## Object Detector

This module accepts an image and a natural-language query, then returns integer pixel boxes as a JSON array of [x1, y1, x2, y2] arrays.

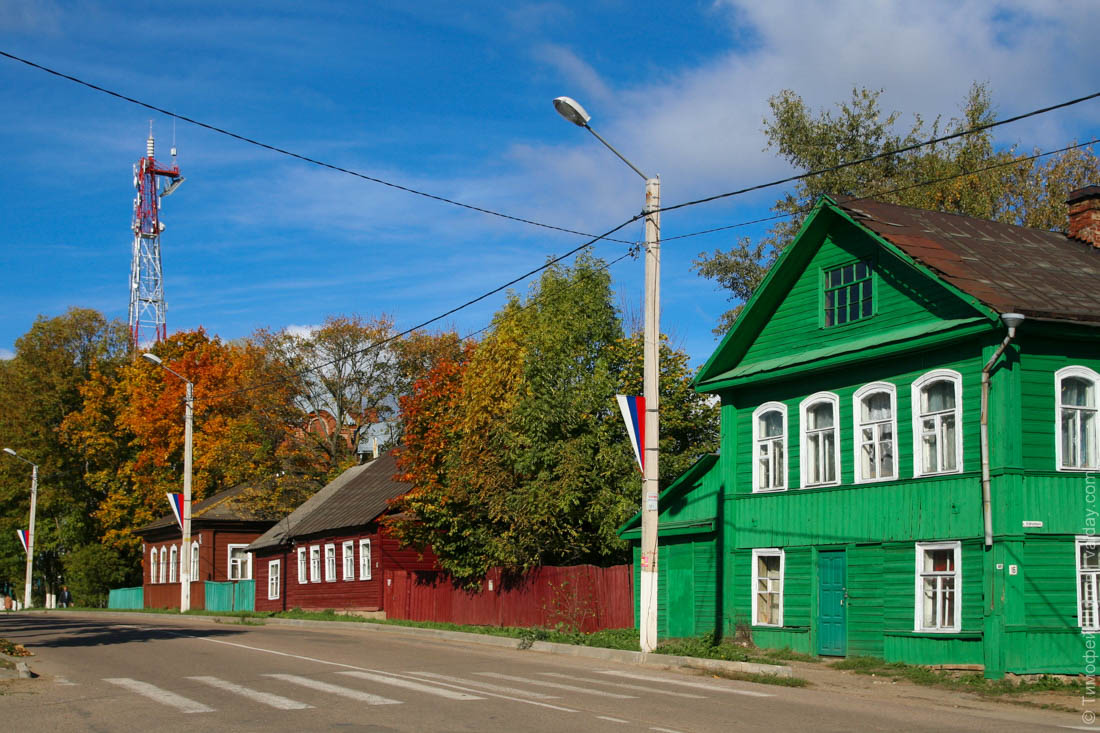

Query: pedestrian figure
[[60, 586, 72, 608]]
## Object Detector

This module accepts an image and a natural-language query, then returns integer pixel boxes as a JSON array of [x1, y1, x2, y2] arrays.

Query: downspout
[[981, 313, 1025, 547]]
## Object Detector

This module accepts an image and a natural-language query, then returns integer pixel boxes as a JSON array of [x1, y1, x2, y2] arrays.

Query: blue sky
[[2, 1, 1097, 366]]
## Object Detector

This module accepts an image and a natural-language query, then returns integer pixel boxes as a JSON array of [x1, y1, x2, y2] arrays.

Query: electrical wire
[[0, 50, 632, 245], [660, 137, 1099, 243], [653, 90, 1100, 217], [197, 216, 642, 402]]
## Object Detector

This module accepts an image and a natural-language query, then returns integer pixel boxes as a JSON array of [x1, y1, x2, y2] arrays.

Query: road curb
[[21, 610, 793, 679]]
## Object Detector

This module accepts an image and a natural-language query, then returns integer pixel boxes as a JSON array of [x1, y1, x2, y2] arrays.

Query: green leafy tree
[[696, 83, 1099, 332], [389, 255, 719, 584]]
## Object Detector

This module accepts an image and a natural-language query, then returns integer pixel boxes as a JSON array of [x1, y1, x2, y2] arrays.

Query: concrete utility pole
[[3, 448, 38, 609], [143, 353, 194, 612], [553, 96, 661, 652]]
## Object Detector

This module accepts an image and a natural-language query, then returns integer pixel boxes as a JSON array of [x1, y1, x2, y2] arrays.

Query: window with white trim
[[342, 541, 355, 580], [912, 371, 963, 476], [1058, 367, 1099, 470], [325, 543, 336, 582], [190, 541, 199, 581], [268, 560, 281, 600], [1078, 537, 1100, 631], [297, 547, 308, 584], [158, 546, 167, 584], [150, 548, 159, 584], [359, 539, 372, 580], [753, 402, 787, 492], [854, 383, 897, 483], [751, 549, 784, 626], [915, 542, 961, 632], [169, 545, 178, 583], [800, 393, 840, 487], [228, 544, 252, 580], [309, 545, 321, 582]]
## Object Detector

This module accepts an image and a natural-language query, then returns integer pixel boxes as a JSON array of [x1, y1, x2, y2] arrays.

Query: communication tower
[[129, 124, 185, 349]]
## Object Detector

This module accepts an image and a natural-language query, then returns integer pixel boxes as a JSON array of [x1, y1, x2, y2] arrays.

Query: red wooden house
[[134, 483, 277, 609], [248, 452, 439, 613]]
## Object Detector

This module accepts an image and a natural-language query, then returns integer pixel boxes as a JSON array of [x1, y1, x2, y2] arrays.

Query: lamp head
[[2, 448, 16, 457], [553, 96, 591, 127], [1001, 312, 1025, 336], [142, 352, 163, 365]]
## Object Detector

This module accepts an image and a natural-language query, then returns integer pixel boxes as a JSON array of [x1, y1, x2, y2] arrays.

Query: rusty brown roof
[[135, 482, 274, 535], [837, 199, 1100, 324], [247, 452, 410, 551]]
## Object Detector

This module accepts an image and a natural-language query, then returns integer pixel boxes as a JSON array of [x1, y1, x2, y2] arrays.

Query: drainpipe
[[981, 313, 1025, 547]]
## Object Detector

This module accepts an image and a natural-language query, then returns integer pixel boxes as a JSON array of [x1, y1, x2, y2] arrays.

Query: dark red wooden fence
[[383, 564, 634, 632]]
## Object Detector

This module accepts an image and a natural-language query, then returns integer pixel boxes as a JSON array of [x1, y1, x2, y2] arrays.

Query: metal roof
[[838, 199, 1100, 324], [247, 452, 410, 552], [135, 482, 273, 535]]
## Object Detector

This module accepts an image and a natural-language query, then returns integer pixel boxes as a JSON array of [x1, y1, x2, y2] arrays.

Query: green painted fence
[[107, 586, 143, 610], [204, 580, 255, 612]]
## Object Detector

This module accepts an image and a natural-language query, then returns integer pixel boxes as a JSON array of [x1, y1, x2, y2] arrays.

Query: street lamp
[[142, 352, 194, 612], [3, 448, 38, 610], [554, 96, 661, 653]]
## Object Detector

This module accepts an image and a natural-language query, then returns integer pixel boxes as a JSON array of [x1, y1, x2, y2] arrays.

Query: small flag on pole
[[166, 492, 184, 530], [16, 529, 28, 554], [616, 394, 645, 472]]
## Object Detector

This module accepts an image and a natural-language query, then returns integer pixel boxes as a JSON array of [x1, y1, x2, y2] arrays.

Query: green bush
[[63, 544, 132, 608]]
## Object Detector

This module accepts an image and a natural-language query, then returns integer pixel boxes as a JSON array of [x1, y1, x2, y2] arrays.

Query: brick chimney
[[1067, 185, 1100, 247]]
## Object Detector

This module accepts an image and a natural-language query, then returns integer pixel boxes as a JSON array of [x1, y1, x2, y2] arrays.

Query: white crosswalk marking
[[400, 672, 578, 712], [264, 673, 401, 705], [539, 672, 705, 699], [476, 672, 637, 699], [405, 671, 561, 700], [338, 671, 483, 700], [595, 670, 774, 697], [104, 678, 214, 714], [186, 676, 312, 710]]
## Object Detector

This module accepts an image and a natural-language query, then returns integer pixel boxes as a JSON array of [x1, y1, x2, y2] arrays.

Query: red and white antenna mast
[[128, 122, 184, 350]]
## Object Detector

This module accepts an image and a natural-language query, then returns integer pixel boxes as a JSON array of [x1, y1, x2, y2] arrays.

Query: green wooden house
[[621, 188, 1100, 677]]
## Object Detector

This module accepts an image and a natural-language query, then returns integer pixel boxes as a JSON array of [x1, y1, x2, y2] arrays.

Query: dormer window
[[824, 261, 873, 326]]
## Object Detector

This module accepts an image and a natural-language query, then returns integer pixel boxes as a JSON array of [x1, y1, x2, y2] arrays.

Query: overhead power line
[[198, 216, 642, 402], [4, 50, 1095, 236], [0, 50, 631, 244], [654, 90, 1100, 217], [661, 137, 1100, 243]]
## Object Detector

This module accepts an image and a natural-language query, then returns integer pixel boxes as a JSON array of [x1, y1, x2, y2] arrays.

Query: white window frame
[[342, 540, 355, 580], [800, 392, 841, 488], [169, 545, 178, 583], [297, 547, 308, 584], [751, 548, 784, 627], [1057, 367, 1100, 471], [158, 546, 167, 585], [752, 402, 788, 493], [190, 541, 199, 581], [268, 560, 281, 600], [1078, 536, 1100, 632], [912, 370, 964, 477], [309, 545, 321, 583], [359, 539, 372, 580], [227, 544, 252, 581], [324, 543, 336, 582], [853, 382, 898, 484], [914, 541, 961, 633], [150, 547, 159, 584]]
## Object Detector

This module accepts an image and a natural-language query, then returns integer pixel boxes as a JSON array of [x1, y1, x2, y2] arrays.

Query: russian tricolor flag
[[16, 529, 28, 554], [616, 394, 645, 472], [167, 492, 184, 529]]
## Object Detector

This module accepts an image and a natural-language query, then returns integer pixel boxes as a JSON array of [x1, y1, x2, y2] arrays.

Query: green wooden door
[[817, 551, 847, 656], [667, 545, 694, 638]]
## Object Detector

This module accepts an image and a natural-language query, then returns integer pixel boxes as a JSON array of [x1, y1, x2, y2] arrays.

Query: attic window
[[824, 261, 873, 326]]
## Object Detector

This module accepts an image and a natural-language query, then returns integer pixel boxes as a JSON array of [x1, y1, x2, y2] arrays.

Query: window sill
[[884, 630, 980, 640], [751, 625, 808, 633]]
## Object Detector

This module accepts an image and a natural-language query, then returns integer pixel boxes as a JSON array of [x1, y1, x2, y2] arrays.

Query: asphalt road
[[0, 613, 1080, 732]]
